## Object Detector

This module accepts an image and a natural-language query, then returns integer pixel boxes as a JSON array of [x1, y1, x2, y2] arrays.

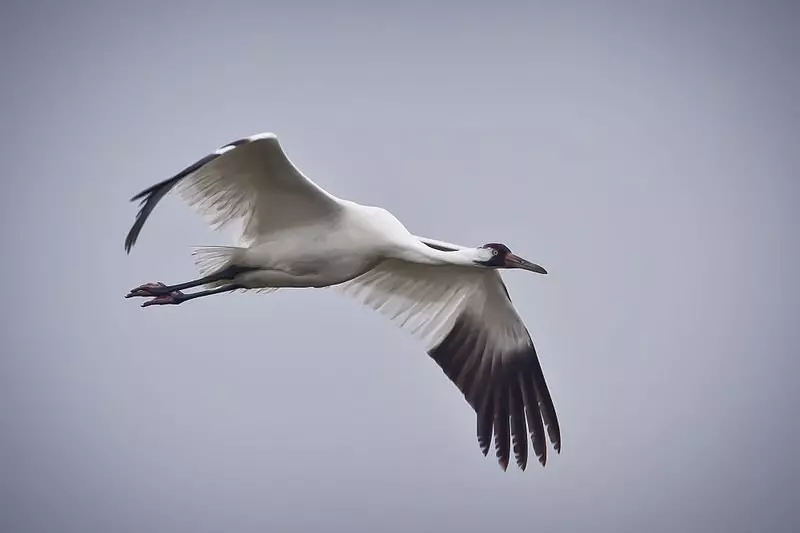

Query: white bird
[[124, 132, 561, 471]]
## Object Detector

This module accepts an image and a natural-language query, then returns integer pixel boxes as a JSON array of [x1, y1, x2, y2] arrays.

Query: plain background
[[1, 1, 798, 532]]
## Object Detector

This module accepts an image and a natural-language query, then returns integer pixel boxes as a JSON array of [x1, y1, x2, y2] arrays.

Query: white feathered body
[[229, 202, 427, 288]]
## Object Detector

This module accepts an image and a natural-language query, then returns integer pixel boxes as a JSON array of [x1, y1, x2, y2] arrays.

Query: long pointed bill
[[504, 253, 548, 274]]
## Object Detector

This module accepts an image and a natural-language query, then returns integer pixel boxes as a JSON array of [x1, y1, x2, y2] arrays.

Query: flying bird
[[124, 132, 561, 471]]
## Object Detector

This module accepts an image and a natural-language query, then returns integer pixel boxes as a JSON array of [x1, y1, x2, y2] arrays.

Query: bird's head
[[476, 243, 548, 274]]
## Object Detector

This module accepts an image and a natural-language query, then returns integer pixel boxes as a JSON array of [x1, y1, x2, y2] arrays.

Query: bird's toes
[[140, 290, 184, 307], [126, 282, 168, 298]]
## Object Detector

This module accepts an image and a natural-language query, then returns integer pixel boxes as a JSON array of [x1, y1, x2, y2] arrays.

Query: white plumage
[[124, 132, 561, 471]]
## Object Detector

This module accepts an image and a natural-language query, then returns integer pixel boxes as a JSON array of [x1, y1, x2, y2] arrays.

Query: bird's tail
[[191, 246, 276, 295], [191, 246, 243, 283]]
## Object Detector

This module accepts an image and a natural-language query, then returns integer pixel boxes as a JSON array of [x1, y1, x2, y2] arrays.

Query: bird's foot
[[140, 290, 186, 307], [126, 282, 169, 298]]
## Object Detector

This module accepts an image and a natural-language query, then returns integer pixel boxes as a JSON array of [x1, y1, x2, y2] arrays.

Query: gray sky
[[1, 1, 798, 532]]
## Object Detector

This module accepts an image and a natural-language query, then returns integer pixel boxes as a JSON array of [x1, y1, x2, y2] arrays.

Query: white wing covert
[[125, 133, 342, 252], [337, 258, 561, 470]]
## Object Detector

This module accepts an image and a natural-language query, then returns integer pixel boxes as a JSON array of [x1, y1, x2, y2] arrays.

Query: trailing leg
[[126, 265, 253, 299], [140, 284, 244, 307]]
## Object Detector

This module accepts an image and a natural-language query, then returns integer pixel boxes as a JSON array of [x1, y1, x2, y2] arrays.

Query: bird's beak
[[504, 253, 548, 274]]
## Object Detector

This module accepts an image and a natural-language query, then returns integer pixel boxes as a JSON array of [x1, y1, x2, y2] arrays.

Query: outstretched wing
[[124, 132, 342, 252], [336, 257, 561, 471]]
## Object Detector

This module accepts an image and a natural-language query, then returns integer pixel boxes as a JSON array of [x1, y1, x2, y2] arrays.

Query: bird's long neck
[[398, 242, 483, 267]]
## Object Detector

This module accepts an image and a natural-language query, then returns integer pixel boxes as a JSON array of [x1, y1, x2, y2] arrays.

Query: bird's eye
[[491, 249, 498, 255]]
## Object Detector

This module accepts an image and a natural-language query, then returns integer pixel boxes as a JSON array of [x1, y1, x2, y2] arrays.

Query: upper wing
[[336, 258, 561, 471], [124, 132, 342, 252]]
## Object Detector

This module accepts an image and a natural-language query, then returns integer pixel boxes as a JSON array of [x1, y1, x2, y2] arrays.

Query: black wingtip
[[498, 456, 509, 471], [129, 181, 163, 204], [427, 312, 561, 473], [123, 149, 225, 255]]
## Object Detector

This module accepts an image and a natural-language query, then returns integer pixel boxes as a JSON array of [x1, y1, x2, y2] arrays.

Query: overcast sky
[[1, 1, 798, 532]]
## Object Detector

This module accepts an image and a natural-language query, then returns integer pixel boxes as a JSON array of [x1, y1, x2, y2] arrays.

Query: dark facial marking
[[480, 243, 512, 267]]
